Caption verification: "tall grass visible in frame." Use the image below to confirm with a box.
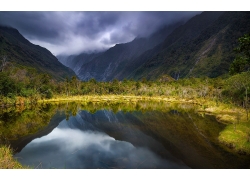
[0,146,24,169]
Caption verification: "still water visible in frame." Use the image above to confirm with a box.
[15,113,187,169]
[2,102,250,168]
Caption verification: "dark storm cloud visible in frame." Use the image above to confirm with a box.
[75,12,122,38]
[0,12,61,43]
[0,11,201,55]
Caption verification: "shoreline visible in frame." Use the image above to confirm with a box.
[0,95,249,168]
[37,95,247,123]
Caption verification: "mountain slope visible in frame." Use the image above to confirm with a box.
[0,26,76,80]
[130,11,250,80]
[62,22,183,81]
[57,52,102,78]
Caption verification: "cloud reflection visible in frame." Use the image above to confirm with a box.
[15,119,188,169]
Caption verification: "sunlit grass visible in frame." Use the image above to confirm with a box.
[1,94,249,165]
[0,146,25,169]
[219,122,250,154]
[37,95,250,154]
[38,95,247,123]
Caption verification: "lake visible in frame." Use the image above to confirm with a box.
[1,101,250,168]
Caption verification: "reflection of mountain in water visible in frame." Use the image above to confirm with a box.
[63,110,250,169]
[13,108,250,169]
[15,110,188,169]
[61,110,182,163]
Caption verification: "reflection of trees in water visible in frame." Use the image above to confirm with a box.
[0,103,58,143]
[2,100,250,168]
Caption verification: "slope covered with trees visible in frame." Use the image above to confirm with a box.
[0,26,76,81]
[130,11,250,80]
[61,11,250,81]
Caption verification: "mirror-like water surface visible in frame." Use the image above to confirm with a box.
[1,102,249,168]
[16,114,187,169]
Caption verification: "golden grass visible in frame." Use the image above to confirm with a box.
[0,146,25,169]
[38,95,247,124]
[1,94,249,163]
[38,95,250,154]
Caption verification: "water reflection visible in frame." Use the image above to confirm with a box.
[7,102,250,169]
[15,114,188,169]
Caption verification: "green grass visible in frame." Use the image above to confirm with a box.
[219,122,250,155]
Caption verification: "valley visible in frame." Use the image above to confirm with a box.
[0,11,250,169]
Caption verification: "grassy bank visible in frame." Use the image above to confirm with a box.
[0,95,249,168]
[0,146,24,169]
[38,95,248,123]
[38,95,250,155]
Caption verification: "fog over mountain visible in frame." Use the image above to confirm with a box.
[0,11,201,56]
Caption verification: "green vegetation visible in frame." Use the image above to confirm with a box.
[0,26,75,81]
[230,33,250,75]
[1,31,250,168]
[0,145,24,169]
[0,103,57,142]
[130,12,250,80]
[219,121,250,155]
[0,104,58,169]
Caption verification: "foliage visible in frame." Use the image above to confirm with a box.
[0,146,24,169]
[0,26,75,81]
[0,72,19,96]
[219,122,250,155]
[0,104,57,141]
[222,71,250,105]
[0,58,248,118]
[130,12,250,80]
[230,33,250,75]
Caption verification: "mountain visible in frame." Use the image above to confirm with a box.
[129,11,250,80]
[0,26,76,80]
[58,12,250,81]
[57,52,101,79]
[58,22,184,81]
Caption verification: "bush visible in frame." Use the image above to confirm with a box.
[45,89,53,99]
[20,88,35,97]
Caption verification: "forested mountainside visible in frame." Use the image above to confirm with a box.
[130,11,250,80]
[60,11,250,81]
[0,26,76,81]
[3,12,248,82]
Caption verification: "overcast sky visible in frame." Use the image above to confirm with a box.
[0,11,201,56]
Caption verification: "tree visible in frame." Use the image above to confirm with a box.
[0,55,8,72]
[70,76,81,95]
[225,72,250,120]
[229,33,250,75]
[135,81,141,90]
[65,77,70,96]
[0,72,17,96]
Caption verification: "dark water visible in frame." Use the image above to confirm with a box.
[14,114,187,169]
[1,102,250,168]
